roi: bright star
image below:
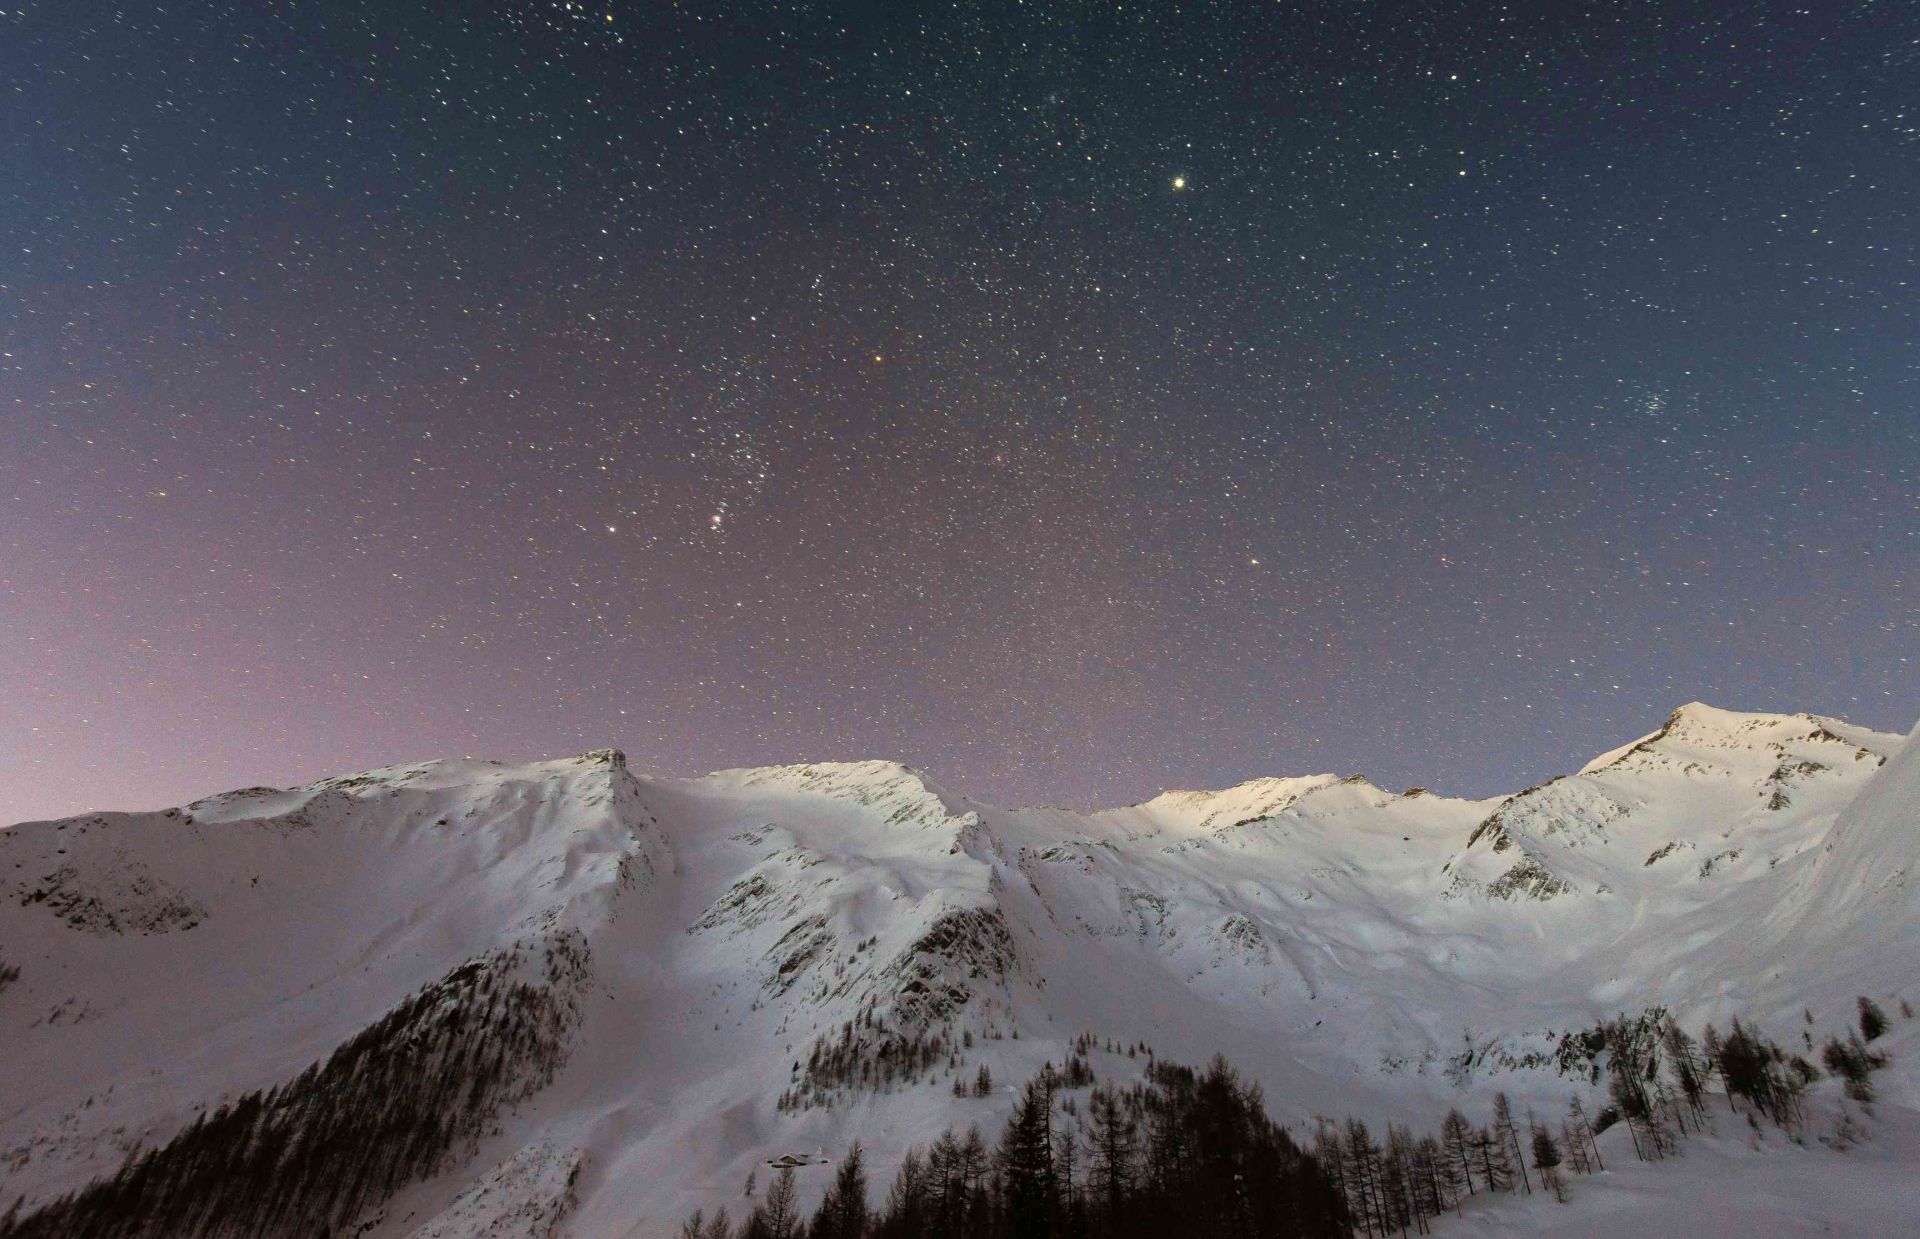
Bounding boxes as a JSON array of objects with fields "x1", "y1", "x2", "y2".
[{"x1": 1171, "y1": 175, "x2": 1187, "y2": 190}]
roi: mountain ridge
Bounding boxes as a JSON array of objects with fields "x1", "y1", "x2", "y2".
[{"x1": 1, "y1": 703, "x2": 1914, "y2": 1237}]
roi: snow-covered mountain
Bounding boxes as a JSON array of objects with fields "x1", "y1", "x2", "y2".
[{"x1": 1, "y1": 704, "x2": 1915, "y2": 1236}]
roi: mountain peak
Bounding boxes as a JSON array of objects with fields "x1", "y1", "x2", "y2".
[{"x1": 1576, "y1": 702, "x2": 1890, "y2": 777}]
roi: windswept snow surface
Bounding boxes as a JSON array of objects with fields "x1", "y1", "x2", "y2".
[{"x1": 1, "y1": 707, "x2": 1915, "y2": 1236}]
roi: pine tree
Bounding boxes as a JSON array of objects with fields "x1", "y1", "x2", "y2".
[
  {"x1": 1493, "y1": 1094, "x2": 1531, "y2": 1194},
  {"x1": 1314, "y1": 1121, "x2": 1349, "y2": 1236},
  {"x1": 1859, "y1": 996, "x2": 1890, "y2": 1042},
  {"x1": 1476, "y1": 1124, "x2": 1511, "y2": 1194},
  {"x1": 758, "y1": 1167, "x2": 800, "y2": 1239},
  {"x1": 1053, "y1": 1120, "x2": 1082, "y2": 1216},
  {"x1": 960, "y1": 1124, "x2": 991, "y2": 1219},
  {"x1": 1661, "y1": 1018, "x2": 1708, "y2": 1123},
  {"x1": 926, "y1": 1131, "x2": 962, "y2": 1238},
  {"x1": 1379, "y1": 1125, "x2": 1417, "y2": 1237},
  {"x1": 1559, "y1": 1119, "x2": 1588, "y2": 1176},
  {"x1": 1343, "y1": 1118, "x2": 1387, "y2": 1236},
  {"x1": 974, "y1": 1064, "x2": 995, "y2": 1098},
  {"x1": 1700, "y1": 1024, "x2": 1734, "y2": 1112},
  {"x1": 810, "y1": 1143, "x2": 869, "y2": 1239},
  {"x1": 1412, "y1": 1134, "x2": 1448, "y2": 1225},
  {"x1": 1087, "y1": 1085, "x2": 1136, "y2": 1233},
  {"x1": 1823, "y1": 1032, "x2": 1884, "y2": 1103},
  {"x1": 1529, "y1": 1121, "x2": 1566, "y2": 1204},
  {"x1": 1439, "y1": 1109, "x2": 1475, "y2": 1202},
  {"x1": 1607, "y1": 1039, "x2": 1655, "y2": 1160},
  {"x1": 1713, "y1": 1018, "x2": 1798, "y2": 1127},
  {"x1": 1566, "y1": 1098, "x2": 1597, "y2": 1175},
  {"x1": 998, "y1": 1079, "x2": 1057, "y2": 1239},
  {"x1": 1647, "y1": 1075, "x2": 1682, "y2": 1154},
  {"x1": 884, "y1": 1149, "x2": 928, "y2": 1238}
]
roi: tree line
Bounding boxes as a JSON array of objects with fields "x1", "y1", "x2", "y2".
[
  {"x1": 688, "y1": 997, "x2": 1902, "y2": 1239},
  {"x1": 0, "y1": 932, "x2": 591, "y2": 1239},
  {"x1": 686, "y1": 1056, "x2": 1348, "y2": 1239}
]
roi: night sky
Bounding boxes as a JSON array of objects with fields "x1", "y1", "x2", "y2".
[{"x1": 4, "y1": 1, "x2": 1915, "y2": 825}]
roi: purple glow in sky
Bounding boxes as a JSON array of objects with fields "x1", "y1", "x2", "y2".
[{"x1": 4, "y1": 2, "x2": 1915, "y2": 825}]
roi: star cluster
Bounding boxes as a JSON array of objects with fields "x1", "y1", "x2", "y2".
[{"x1": 2, "y1": 1, "x2": 1914, "y2": 822}]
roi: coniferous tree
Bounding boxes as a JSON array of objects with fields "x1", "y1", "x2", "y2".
[
  {"x1": 1700, "y1": 1024, "x2": 1733, "y2": 1112},
  {"x1": 1859, "y1": 996, "x2": 1890, "y2": 1042},
  {"x1": 1473, "y1": 1124, "x2": 1508, "y2": 1195},
  {"x1": 1606, "y1": 1037, "x2": 1656, "y2": 1161},
  {"x1": 1087, "y1": 1085, "x2": 1136, "y2": 1236},
  {"x1": 878, "y1": 1149, "x2": 927, "y2": 1239},
  {"x1": 1343, "y1": 1118, "x2": 1386, "y2": 1236},
  {"x1": 1712, "y1": 1018, "x2": 1802, "y2": 1127},
  {"x1": 1412, "y1": 1134, "x2": 1448, "y2": 1225},
  {"x1": 960, "y1": 1125, "x2": 992, "y2": 1231},
  {"x1": 1528, "y1": 1121, "x2": 1566, "y2": 1204},
  {"x1": 756, "y1": 1167, "x2": 800, "y2": 1239},
  {"x1": 809, "y1": 1144, "x2": 869, "y2": 1239},
  {"x1": 1822, "y1": 1032, "x2": 1885, "y2": 1103},
  {"x1": 1571, "y1": 1095, "x2": 1601, "y2": 1172},
  {"x1": 1647, "y1": 1075, "x2": 1683, "y2": 1154},
  {"x1": 1141, "y1": 1065, "x2": 1194, "y2": 1219},
  {"x1": 1052, "y1": 1121, "x2": 1082, "y2": 1223},
  {"x1": 1379, "y1": 1126, "x2": 1417, "y2": 1237},
  {"x1": 1313, "y1": 1121, "x2": 1349, "y2": 1237},
  {"x1": 1492, "y1": 1095, "x2": 1531, "y2": 1194},
  {"x1": 1438, "y1": 1110, "x2": 1476, "y2": 1202},
  {"x1": 998, "y1": 1079, "x2": 1056, "y2": 1239},
  {"x1": 1661, "y1": 1019, "x2": 1708, "y2": 1123},
  {"x1": 925, "y1": 1131, "x2": 963, "y2": 1239},
  {"x1": 1559, "y1": 1118, "x2": 1588, "y2": 1176}
]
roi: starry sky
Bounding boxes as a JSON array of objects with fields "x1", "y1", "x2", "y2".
[{"x1": 3, "y1": 1, "x2": 1916, "y2": 825}]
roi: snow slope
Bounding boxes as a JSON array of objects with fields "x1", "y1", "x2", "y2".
[{"x1": 0, "y1": 707, "x2": 1914, "y2": 1236}]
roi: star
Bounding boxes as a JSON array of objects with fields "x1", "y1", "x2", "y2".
[{"x1": 2, "y1": 0, "x2": 1910, "y2": 829}]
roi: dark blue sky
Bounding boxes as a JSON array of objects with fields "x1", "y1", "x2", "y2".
[{"x1": 3, "y1": 1, "x2": 1915, "y2": 823}]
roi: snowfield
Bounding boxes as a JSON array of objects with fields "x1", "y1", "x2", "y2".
[{"x1": 1, "y1": 704, "x2": 1915, "y2": 1236}]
